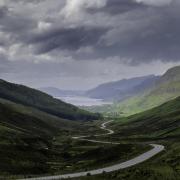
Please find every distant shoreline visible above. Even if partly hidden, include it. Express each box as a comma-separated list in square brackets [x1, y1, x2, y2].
[56, 96, 113, 107]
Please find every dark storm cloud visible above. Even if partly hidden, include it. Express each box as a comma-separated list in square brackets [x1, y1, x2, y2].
[30, 27, 108, 53]
[88, 0, 146, 15]
[97, 2, 180, 64]
[0, 4, 36, 48]
[1, 0, 180, 90]
[0, 6, 8, 17]
[0, 0, 180, 64]
[2, 17, 34, 35]
[105, 0, 146, 14]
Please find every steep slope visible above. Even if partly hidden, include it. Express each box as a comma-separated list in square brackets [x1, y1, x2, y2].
[110, 66, 180, 116]
[0, 79, 100, 121]
[158, 66, 180, 84]
[0, 79, 102, 176]
[114, 96, 180, 139]
[86, 75, 159, 101]
[0, 97, 92, 177]
[0, 98, 81, 137]
[77, 97, 180, 180]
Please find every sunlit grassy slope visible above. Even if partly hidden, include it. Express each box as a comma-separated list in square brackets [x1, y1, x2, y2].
[86, 66, 180, 116]
[113, 96, 180, 139]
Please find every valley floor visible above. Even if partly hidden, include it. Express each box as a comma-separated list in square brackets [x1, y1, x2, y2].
[1, 117, 179, 180]
[17, 121, 165, 180]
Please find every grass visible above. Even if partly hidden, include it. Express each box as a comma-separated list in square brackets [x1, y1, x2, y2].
[0, 97, 141, 179]
[84, 80, 180, 117]
[0, 96, 102, 178]
[109, 97, 180, 141]
[69, 138, 180, 180]
[70, 97, 180, 180]
[0, 79, 180, 179]
[0, 98, 151, 179]
[42, 141, 149, 175]
[0, 79, 101, 121]
[0, 127, 150, 179]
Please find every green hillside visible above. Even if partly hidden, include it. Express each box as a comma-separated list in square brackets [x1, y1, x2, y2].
[158, 66, 180, 84]
[0, 79, 101, 177]
[0, 97, 86, 177]
[0, 79, 100, 121]
[0, 98, 147, 179]
[112, 97, 180, 180]
[109, 82, 180, 116]
[0, 98, 82, 136]
[113, 96, 180, 139]
[77, 97, 180, 180]
[0, 96, 104, 178]
[105, 66, 180, 116]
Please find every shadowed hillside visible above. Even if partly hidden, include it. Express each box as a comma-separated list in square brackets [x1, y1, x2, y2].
[0, 79, 102, 177]
[0, 79, 100, 121]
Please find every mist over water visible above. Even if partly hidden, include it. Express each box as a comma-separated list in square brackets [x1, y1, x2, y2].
[56, 96, 112, 106]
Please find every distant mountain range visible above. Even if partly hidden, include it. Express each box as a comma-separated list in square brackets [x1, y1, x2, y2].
[39, 65, 180, 117]
[85, 75, 159, 101]
[40, 75, 160, 102]
[85, 65, 180, 116]
[113, 65, 180, 115]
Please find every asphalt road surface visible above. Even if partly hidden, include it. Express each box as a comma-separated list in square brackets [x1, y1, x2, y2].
[20, 121, 164, 180]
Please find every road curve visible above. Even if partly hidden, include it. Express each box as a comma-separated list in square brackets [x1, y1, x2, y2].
[20, 121, 164, 180]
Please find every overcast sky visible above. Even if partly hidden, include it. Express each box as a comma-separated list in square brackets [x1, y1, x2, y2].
[0, 0, 180, 90]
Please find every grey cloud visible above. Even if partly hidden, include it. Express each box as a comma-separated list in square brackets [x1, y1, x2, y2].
[0, 5, 36, 49]
[71, 2, 180, 64]
[89, 0, 147, 15]
[99, 3, 180, 64]
[0, 57, 12, 74]
[1, 0, 179, 64]
[29, 27, 108, 53]
[135, 0, 173, 6]
[0, 6, 8, 17]
[0, 0, 180, 90]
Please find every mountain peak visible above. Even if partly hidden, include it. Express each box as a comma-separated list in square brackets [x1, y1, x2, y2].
[159, 65, 180, 84]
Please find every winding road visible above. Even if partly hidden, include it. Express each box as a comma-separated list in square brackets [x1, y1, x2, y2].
[20, 120, 164, 180]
